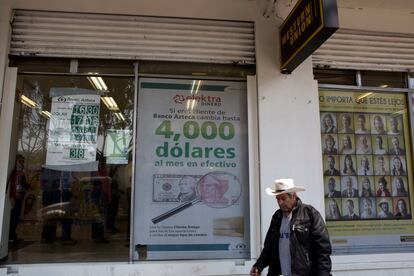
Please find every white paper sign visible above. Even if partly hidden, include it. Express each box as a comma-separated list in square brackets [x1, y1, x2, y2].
[46, 89, 100, 171]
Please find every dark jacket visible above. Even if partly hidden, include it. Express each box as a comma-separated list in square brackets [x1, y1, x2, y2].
[253, 198, 332, 276]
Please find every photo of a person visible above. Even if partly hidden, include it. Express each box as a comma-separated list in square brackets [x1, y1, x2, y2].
[394, 198, 410, 218]
[354, 114, 370, 134]
[322, 134, 338, 155]
[359, 176, 375, 197]
[342, 198, 360, 220]
[377, 198, 393, 219]
[392, 177, 408, 197]
[388, 116, 402, 135]
[376, 176, 391, 197]
[324, 155, 340, 176]
[372, 135, 387, 155]
[338, 113, 354, 133]
[360, 197, 376, 219]
[388, 136, 405, 155]
[341, 154, 356, 176]
[357, 155, 373, 176]
[326, 198, 342, 220]
[199, 174, 229, 206]
[341, 176, 358, 197]
[321, 113, 337, 133]
[325, 177, 341, 198]
[356, 135, 372, 154]
[371, 115, 386, 134]
[391, 156, 406, 176]
[374, 155, 389, 175]
[177, 176, 197, 202]
[339, 135, 355, 154]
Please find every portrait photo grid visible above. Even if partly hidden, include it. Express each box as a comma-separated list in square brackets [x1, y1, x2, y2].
[321, 112, 411, 221]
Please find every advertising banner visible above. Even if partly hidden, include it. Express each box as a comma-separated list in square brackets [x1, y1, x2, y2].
[319, 89, 414, 254]
[46, 88, 100, 171]
[134, 78, 250, 260]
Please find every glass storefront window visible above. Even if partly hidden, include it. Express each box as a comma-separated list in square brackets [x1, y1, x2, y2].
[361, 71, 407, 88]
[319, 89, 414, 254]
[313, 69, 356, 86]
[8, 74, 134, 263]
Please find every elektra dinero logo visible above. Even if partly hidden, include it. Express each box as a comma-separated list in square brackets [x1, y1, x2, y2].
[173, 94, 222, 106]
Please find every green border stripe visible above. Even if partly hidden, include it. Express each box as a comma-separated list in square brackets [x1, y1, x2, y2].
[141, 82, 226, 92]
[146, 244, 229, 251]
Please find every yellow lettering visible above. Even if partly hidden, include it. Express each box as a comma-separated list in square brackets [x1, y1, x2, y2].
[305, 4, 312, 27]
[300, 12, 306, 32]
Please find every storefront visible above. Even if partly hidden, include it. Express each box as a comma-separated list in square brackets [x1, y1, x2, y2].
[0, 0, 413, 275]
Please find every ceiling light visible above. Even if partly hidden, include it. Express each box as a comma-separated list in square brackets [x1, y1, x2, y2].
[380, 84, 389, 88]
[87, 74, 108, 91]
[356, 92, 373, 101]
[20, 95, 37, 108]
[114, 112, 125, 121]
[41, 110, 51, 118]
[101, 96, 119, 111]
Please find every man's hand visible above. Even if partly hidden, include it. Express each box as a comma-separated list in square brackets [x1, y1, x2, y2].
[250, 266, 260, 276]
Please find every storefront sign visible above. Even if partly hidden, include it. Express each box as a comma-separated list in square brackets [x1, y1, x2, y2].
[46, 88, 100, 171]
[134, 78, 250, 260]
[319, 89, 414, 254]
[280, 0, 338, 73]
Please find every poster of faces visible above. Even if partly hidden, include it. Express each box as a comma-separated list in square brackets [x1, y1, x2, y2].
[321, 112, 411, 221]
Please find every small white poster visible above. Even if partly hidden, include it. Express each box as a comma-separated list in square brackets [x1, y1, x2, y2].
[105, 129, 132, 164]
[46, 88, 100, 171]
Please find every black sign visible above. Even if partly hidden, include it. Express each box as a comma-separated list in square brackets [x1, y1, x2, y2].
[280, 0, 338, 74]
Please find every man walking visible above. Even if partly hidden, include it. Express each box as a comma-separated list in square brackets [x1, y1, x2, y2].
[250, 179, 332, 276]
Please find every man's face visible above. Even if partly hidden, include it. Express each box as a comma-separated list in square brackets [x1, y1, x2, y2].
[328, 157, 335, 169]
[326, 137, 334, 148]
[179, 177, 195, 194]
[391, 118, 398, 130]
[276, 193, 296, 214]
[361, 157, 367, 168]
[380, 203, 389, 213]
[374, 117, 383, 130]
[357, 116, 366, 128]
[378, 158, 385, 169]
[346, 178, 353, 189]
[328, 179, 336, 192]
[363, 199, 372, 212]
[342, 115, 350, 127]
[392, 137, 399, 147]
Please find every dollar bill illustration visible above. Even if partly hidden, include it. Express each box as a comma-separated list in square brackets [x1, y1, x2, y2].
[153, 174, 200, 203]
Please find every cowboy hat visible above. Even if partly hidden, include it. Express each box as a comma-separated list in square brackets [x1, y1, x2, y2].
[266, 178, 305, 196]
[378, 198, 389, 207]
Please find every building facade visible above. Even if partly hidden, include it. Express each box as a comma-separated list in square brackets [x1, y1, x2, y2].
[0, 0, 413, 275]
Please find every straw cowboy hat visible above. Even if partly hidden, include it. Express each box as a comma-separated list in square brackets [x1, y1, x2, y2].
[266, 178, 305, 196]
[378, 198, 389, 207]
